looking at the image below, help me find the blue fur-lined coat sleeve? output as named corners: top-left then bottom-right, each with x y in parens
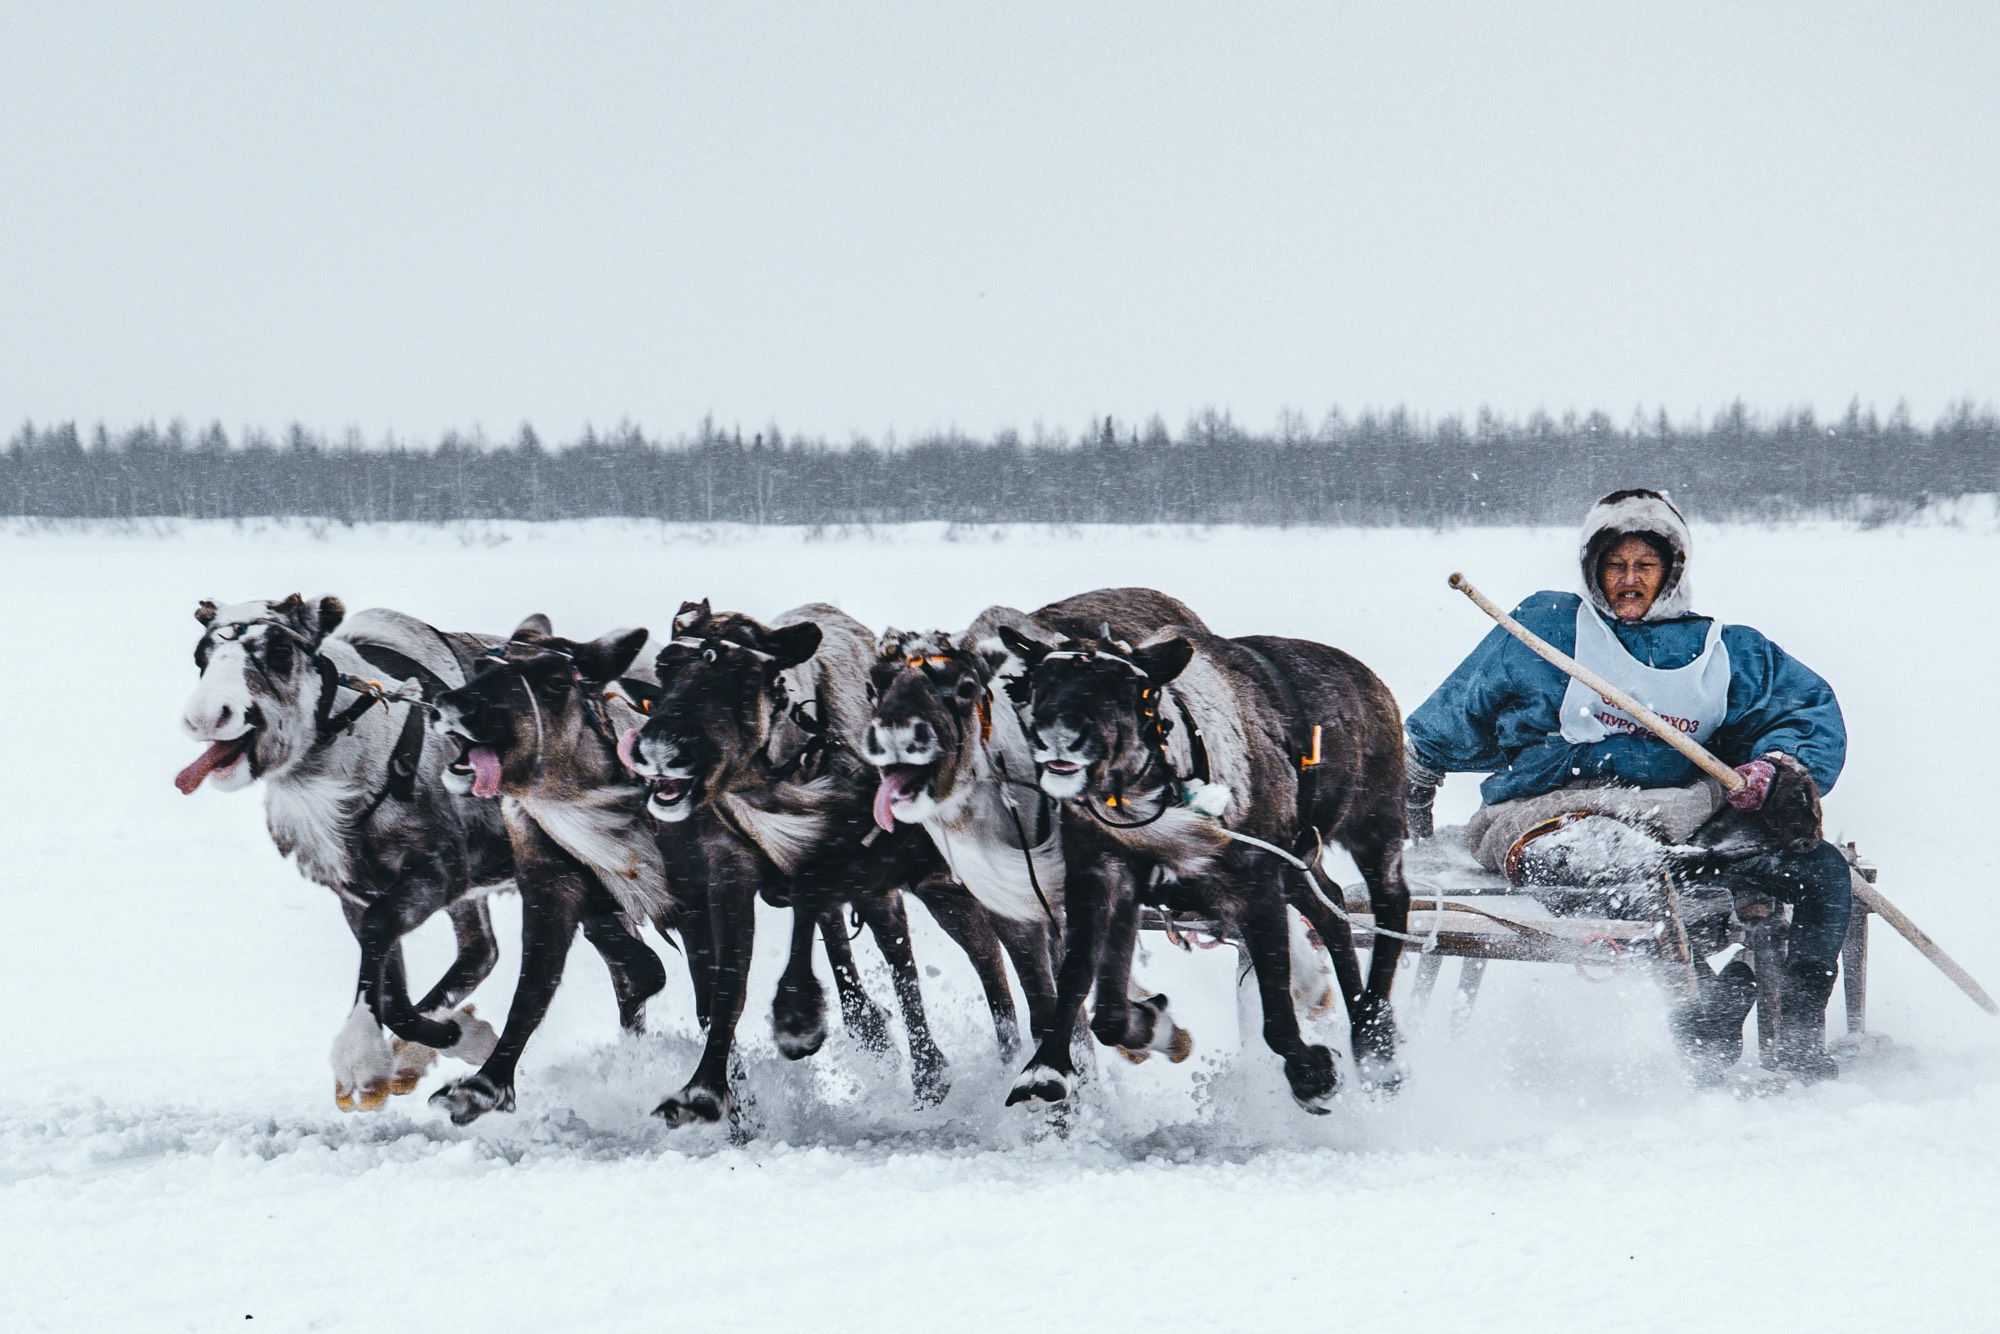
top-left (1405, 592), bottom-right (1846, 805)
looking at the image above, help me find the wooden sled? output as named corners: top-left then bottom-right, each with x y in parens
top-left (1371, 835), bottom-right (1882, 1065)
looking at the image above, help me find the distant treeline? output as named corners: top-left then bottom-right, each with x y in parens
top-left (5, 403), bottom-right (1995, 526)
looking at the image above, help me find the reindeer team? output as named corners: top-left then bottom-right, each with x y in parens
top-left (178, 587), bottom-right (1411, 1126)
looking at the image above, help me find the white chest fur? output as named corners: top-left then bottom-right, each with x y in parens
top-left (925, 809), bottom-right (1062, 923)
top-left (265, 769), bottom-right (362, 889)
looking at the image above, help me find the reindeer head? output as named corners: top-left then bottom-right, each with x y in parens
top-left (861, 629), bottom-right (1011, 828)
top-left (996, 626), bottom-right (1193, 805)
top-left (429, 615), bottom-right (648, 801)
top-left (625, 601), bottom-right (823, 823)
top-left (177, 594), bottom-right (347, 793)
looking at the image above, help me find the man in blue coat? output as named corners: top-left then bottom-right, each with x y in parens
top-left (1405, 488), bottom-right (1852, 1081)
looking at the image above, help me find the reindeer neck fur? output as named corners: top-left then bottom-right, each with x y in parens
top-left (512, 784), bottom-right (671, 924)
top-left (1083, 638), bottom-right (1275, 876)
top-left (918, 684), bottom-right (1065, 922)
top-left (260, 637), bottom-right (403, 890)
top-left (701, 603), bottom-right (878, 878)
top-left (716, 773), bottom-right (847, 877)
top-left (511, 693), bottom-right (674, 923)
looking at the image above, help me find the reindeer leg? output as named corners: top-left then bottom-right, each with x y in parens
top-left (579, 884), bottom-right (667, 1035)
top-left (852, 891), bottom-right (951, 1106)
top-left (412, 899), bottom-right (500, 1014)
top-left (681, 907), bottom-right (716, 1031)
top-left (991, 914), bottom-right (1060, 1046)
top-left (1346, 826), bottom-right (1411, 1088)
top-left (771, 903), bottom-right (830, 1059)
top-left (330, 903), bottom-right (398, 1111)
top-left (357, 894), bottom-right (465, 1050)
top-left (1089, 882), bottom-right (1192, 1064)
top-left (658, 855), bottom-right (758, 1128)
top-left (1008, 858), bottom-right (1118, 1107)
top-left (912, 880), bottom-right (1022, 1063)
top-left (1293, 867), bottom-right (1369, 1026)
top-left (429, 869), bottom-right (587, 1124)
top-left (819, 905), bottom-right (893, 1052)
top-left (1241, 878), bottom-right (1338, 1112)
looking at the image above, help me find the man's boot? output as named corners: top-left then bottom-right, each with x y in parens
top-left (1773, 957), bottom-right (1840, 1083)
top-left (1670, 958), bottom-right (1757, 1085)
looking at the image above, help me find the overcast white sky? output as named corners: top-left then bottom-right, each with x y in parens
top-left (3, 3), bottom-right (1995, 444)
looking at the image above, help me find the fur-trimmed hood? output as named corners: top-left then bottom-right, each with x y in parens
top-left (1578, 489), bottom-right (1694, 621)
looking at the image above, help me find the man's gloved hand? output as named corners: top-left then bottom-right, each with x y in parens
top-left (1726, 757), bottom-right (1778, 811)
top-left (1405, 751), bottom-right (1443, 840)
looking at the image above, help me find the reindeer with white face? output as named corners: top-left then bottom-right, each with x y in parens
top-left (625, 600), bottom-right (1021, 1124)
top-left (423, 617), bottom-right (681, 1124)
top-left (861, 589), bottom-right (1211, 1061)
top-left (177, 595), bottom-right (662, 1111)
top-left (997, 622), bottom-right (1412, 1112)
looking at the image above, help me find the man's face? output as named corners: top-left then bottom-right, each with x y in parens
top-left (1598, 535), bottom-right (1667, 620)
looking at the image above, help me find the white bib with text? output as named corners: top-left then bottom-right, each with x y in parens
top-left (1558, 602), bottom-right (1731, 746)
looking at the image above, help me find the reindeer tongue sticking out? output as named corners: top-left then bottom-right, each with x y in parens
top-left (174, 737), bottom-right (250, 794)
top-left (873, 767), bottom-right (925, 832)
top-left (467, 746), bottom-right (503, 799)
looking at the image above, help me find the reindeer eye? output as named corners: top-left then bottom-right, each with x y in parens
top-left (702, 647), bottom-right (718, 663)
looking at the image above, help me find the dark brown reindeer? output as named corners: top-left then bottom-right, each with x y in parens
top-left (997, 622), bottom-right (1412, 1111)
top-left (624, 600), bottom-right (1022, 1125)
top-left (424, 618), bottom-right (681, 1124)
top-left (860, 589), bottom-right (1211, 1058)
top-left (178, 595), bottom-right (665, 1112)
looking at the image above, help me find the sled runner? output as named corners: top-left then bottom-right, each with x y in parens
top-left (1360, 834), bottom-right (1882, 1066)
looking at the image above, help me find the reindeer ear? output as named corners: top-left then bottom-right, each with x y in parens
top-left (573, 628), bottom-right (650, 683)
top-left (1133, 637), bottom-right (1194, 686)
top-left (195, 600), bottom-right (218, 626)
top-left (674, 600), bottom-right (711, 636)
top-left (996, 624), bottom-right (1050, 669)
top-left (761, 622), bottom-right (822, 671)
top-left (314, 596), bottom-right (346, 639)
top-left (270, 592), bottom-right (341, 646)
top-left (975, 641), bottom-right (1012, 682)
top-left (511, 613), bottom-right (553, 643)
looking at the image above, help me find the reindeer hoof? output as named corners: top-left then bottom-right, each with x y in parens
top-left (428, 1006), bottom-right (499, 1067)
top-left (330, 1001), bottom-right (395, 1112)
top-left (1285, 1044), bottom-right (1339, 1113)
top-left (1114, 1046), bottom-right (1151, 1065)
top-left (334, 1078), bottom-right (393, 1112)
top-left (429, 1073), bottom-right (513, 1125)
top-left (654, 1084), bottom-right (730, 1127)
top-left (773, 1010), bottom-right (829, 1061)
top-left (1006, 1062), bottom-right (1074, 1107)
top-left (387, 1038), bottom-right (439, 1096)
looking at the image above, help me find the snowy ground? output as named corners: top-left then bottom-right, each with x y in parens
top-left (3, 515), bottom-right (1997, 1331)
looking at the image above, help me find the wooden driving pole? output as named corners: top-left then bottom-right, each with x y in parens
top-left (1449, 572), bottom-right (1998, 1017)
